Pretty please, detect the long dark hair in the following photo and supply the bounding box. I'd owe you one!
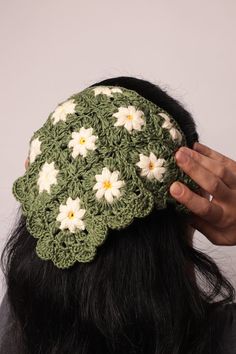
[1,76,234,354]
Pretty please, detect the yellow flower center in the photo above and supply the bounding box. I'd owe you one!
[103,180,112,189]
[79,137,86,144]
[127,114,133,120]
[149,162,154,170]
[68,211,75,219]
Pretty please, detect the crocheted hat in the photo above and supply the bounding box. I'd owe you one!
[12,85,199,269]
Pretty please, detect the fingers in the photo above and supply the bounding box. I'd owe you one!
[170,181,224,224]
[170,143,236,247]
[193,142,236,173]
[174,149,231,201]
[179,146,236,189]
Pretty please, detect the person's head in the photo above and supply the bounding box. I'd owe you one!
[1,76,234,354]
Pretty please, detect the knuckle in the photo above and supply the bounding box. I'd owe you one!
[221,213,235,228]
[216,165,226,180]
[199,200,211,217]
[191,150,200,161]
[209,177,221,195]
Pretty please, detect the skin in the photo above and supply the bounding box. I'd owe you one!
[169,142,236,246]
[24,142,236,246]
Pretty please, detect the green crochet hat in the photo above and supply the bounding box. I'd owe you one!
[12,85,198,269]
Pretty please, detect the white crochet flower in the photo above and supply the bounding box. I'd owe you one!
[68,127,98,158]
[93,86,122,97]
[159,112,182,143]
[93,167,125,204]
[136,152,166,181]
[112,105,145,133]
[37,161,59,193]
[51,99,76,125]
[56,197,86,233]
[29,137,42,164]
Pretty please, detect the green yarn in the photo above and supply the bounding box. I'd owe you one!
[12,85,199,269]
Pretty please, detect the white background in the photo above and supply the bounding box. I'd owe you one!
[0,0,236,302]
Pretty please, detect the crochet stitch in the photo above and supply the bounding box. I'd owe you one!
[12,85,199,269]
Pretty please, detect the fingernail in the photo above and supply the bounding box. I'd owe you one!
[170,182,183,196]
[175,150,189,163]
[180,147,192,157]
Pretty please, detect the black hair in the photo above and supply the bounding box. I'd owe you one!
[1,76,235,354]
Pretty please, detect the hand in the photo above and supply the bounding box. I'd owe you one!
[169,142,236,246]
